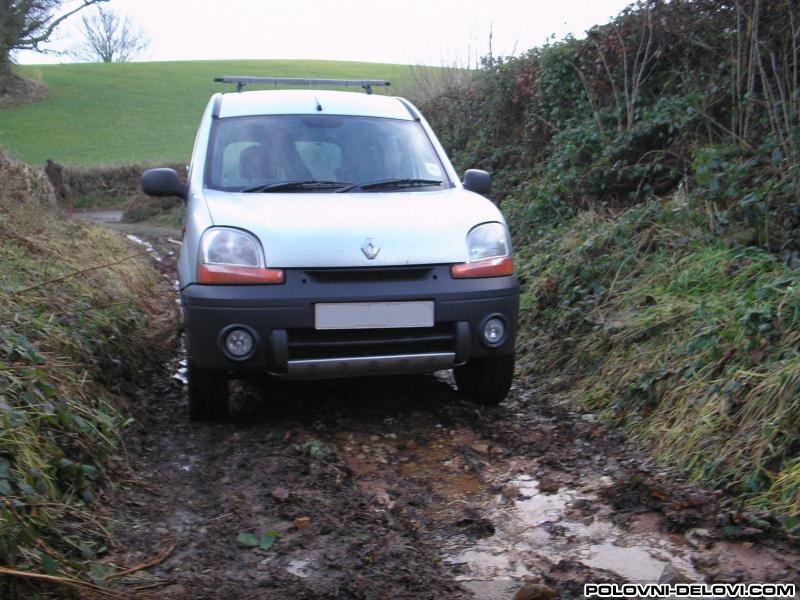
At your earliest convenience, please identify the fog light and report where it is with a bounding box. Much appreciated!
[482,317,506,347]
[225,328,254,358]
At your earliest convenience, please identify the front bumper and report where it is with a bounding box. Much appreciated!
[181,265,519,378]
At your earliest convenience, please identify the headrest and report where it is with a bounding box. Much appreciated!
[240,144,265,180]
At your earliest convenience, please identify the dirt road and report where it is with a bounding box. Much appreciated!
[86,216,800,599]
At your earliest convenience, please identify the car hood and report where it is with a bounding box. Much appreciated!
[202,187,505,268]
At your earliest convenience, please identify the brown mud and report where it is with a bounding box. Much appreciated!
[81,214,800,599]
[0,72,47,108]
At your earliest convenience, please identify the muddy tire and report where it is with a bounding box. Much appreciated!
[453,354,515,406]
[187,361,229,421]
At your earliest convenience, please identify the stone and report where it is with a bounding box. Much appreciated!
[538,477,560,494]
[658,564,692,584]
[514,583,556,600]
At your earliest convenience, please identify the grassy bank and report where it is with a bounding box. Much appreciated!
[0,59,427,167]
[424,0,800,526]
[512,194,800,526]
[0,150,176,597]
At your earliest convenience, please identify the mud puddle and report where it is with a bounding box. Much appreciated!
[440,473,698,595]
[322,378,800,598]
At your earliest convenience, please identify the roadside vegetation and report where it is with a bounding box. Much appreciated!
[0,150,176,597]
[0,59,430,167]
[56,162,186,212]
[424,0,800,527]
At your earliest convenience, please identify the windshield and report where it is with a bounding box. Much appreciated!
[205,114,450,192]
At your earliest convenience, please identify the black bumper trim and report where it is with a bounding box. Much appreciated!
[181,266,518,374]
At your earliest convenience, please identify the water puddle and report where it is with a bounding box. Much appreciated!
[319,398,798,594]
[286,559,312,578]
[126,233,163,263]
[444,474,699,591]
[73,210,123,223]
[173,357,188,385]
[400,450,484,496]
[582,542,673,582]
[328,422,701,590]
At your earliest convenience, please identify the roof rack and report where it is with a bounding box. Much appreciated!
[213,76,391,94]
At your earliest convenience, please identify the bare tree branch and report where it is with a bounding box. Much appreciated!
[74,6,148,62]
[0,0,108,90]
[2,0,108,51]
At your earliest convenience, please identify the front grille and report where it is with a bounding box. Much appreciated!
[287,323,456,360]
[304,266,433,283]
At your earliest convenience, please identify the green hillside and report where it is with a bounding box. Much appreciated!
[0,59,420,167]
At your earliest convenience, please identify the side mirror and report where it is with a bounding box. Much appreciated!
[462,169,491,196]
[142,168,186,199]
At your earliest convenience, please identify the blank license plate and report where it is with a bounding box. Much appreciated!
[315,301,434,330]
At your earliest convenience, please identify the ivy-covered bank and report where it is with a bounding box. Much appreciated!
[0,150,176,597]
[424,0,800,526]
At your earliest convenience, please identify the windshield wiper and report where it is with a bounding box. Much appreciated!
[337,178,443,193]
[241,180,352,193]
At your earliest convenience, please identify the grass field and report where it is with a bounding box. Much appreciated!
[0,59,422,167]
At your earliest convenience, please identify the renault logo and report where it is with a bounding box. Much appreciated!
[361,238,380,260]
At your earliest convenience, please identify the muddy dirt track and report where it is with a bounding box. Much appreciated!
[84,216,800,600]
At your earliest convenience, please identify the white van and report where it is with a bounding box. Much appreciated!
[143,77,519,420]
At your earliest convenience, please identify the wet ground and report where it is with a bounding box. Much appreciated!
[72,210,126,224]
[81,213,800,599]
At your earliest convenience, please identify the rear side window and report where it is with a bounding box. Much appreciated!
[205,114,449,191]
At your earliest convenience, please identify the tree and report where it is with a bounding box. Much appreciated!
[0,0,108,92]
[76,6,147,63]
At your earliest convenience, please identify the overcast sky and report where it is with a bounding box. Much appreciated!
[17,0,634,66]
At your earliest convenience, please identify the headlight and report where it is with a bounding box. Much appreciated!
[466,222,509,261]
[200,228,262,267]
[197,228,284,285]
[451,222,513,279]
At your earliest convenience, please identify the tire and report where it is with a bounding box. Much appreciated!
[187,361,230,421]
[453,354,515,406]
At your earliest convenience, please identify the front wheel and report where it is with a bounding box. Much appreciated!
[453,354,515,406]
[187,361,230,421]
